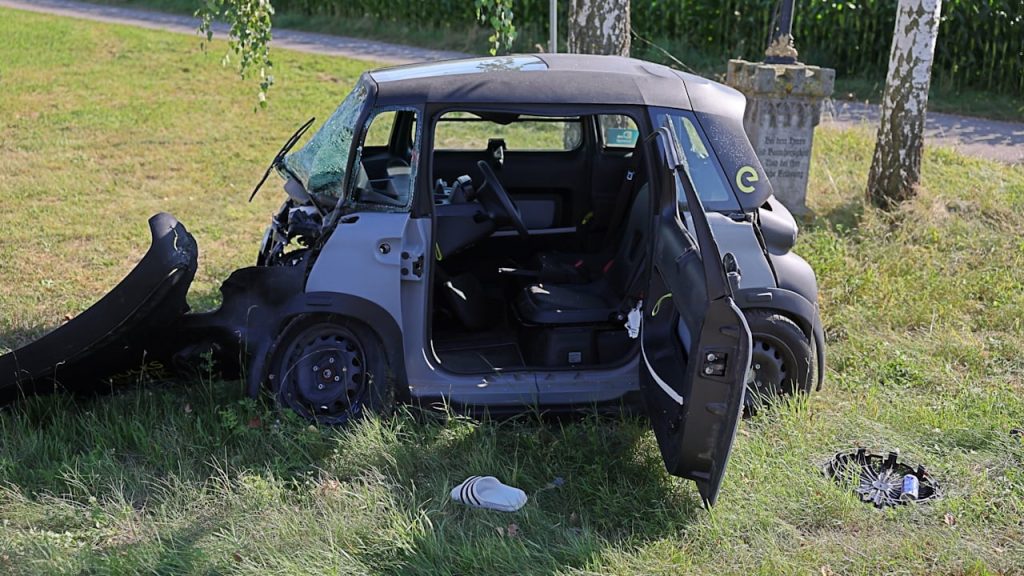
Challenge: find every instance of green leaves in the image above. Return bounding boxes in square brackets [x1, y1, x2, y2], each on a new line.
[475, 0, 517, 56]
[196, 0, 275, 108]
[268, 0, 1019, 97]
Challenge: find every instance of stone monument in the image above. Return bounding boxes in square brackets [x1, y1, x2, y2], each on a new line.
[725, 2, 835, 215]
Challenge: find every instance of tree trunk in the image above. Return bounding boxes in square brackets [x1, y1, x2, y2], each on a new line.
[568, 0, 630, 56]
[866, 0, 942, 210]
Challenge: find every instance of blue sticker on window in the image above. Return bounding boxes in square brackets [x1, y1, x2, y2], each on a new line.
[605, 128, 639, 147]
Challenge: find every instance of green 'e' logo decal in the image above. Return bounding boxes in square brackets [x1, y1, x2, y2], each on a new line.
[736, 166, 759, 193]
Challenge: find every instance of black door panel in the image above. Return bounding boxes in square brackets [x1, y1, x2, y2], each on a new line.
[641, 226, 750, 506]
[639, 126, 751, 507]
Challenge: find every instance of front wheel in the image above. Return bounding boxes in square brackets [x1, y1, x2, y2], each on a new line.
[266, 315, 393, 425]
[743, 309, 814, 416]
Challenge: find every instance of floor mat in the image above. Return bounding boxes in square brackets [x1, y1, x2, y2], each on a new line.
[435, 342, 525, 373]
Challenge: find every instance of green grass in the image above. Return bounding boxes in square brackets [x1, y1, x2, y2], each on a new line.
[2, 8, 1024, 575]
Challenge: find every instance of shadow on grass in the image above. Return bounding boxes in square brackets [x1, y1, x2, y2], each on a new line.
[70, 504, 235, 574]
[0, 377, 701, 574]
[0, 324, 62, 352]
[805, 194, 866, 233]
[355, 409, 703, 575]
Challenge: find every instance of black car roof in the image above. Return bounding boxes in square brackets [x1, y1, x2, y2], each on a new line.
[366, 54, 745, 117]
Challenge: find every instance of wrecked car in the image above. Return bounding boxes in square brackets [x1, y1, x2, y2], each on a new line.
[0, 55, 824, 505]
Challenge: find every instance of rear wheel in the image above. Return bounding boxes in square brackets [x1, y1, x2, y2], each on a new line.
[743, 309, 813, 416]
[266, 315, 393, 425]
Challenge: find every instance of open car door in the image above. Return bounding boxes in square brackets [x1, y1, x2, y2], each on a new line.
[639, 126, 752, 506]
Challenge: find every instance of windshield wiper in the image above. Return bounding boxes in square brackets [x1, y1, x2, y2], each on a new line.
[248, 116, 316, 203]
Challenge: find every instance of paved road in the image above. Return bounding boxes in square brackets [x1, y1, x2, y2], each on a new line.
[0, 0, 465, 64]
[2, 0, 1022, 164]
[824, 101, 1023, 164]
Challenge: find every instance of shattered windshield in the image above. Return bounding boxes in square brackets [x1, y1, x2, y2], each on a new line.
[280, 80, 370, 199]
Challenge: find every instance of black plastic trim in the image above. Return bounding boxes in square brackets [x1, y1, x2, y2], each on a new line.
[174, 269, 408, 403]
[0, 213, 198, 402]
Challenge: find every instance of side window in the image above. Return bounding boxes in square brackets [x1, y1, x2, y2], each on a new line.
[677, 116, 711, 160]
[364, 110, 396, 147]
[598, 114, 640, 149]
[351, 108, 419, 211]
[653, 110, 738, 210]
[434, 112, 582, 151]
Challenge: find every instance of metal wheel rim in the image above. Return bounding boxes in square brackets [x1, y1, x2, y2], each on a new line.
[745, 334, 795, 411]
[279, 324, 368, 422]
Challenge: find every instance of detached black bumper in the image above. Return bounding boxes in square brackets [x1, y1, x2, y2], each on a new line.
[0, 213, 198, 402]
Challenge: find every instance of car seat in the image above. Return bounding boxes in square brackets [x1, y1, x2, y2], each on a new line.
[514, 183, 650, 325]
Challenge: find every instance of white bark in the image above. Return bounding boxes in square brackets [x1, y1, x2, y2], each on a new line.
[568, 0, 630, 56]
[867, 0, 942, 209]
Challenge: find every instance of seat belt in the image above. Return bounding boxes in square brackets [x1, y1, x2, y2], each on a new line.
[622, 252, 647, 306]
[611, 250, 647, 320]
[603, 148, 643, 251]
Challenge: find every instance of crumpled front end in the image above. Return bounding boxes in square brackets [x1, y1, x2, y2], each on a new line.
[0, 213, 197, 403]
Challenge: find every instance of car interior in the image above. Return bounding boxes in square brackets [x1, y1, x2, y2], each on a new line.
[283, 100, 738, 379]
[414, 109, 654, 373]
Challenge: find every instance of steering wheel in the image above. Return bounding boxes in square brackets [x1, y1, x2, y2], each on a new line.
[475, 160, 529, 238]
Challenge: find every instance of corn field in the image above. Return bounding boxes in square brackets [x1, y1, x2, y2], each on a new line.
[272, 0, 1023, 95]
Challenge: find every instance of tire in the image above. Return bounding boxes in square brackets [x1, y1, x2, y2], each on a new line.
[743, 309, 814, 416]
[265, 314, 394, 425]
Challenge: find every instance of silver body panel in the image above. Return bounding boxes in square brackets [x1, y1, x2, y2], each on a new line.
[307, 212, 410, 327]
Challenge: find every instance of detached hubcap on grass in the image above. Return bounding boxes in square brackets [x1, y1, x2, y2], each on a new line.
[825, 449, 939, 508]
[280, 325, 367, 422]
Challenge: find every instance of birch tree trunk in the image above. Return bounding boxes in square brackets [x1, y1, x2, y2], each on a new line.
[866, 0, 942, 209]
[568, 0, 630, 56]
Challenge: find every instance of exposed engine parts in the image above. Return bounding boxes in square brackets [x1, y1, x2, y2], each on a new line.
[258, 202, 324, 267]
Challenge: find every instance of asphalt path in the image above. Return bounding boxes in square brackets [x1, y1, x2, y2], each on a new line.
[3, 0, 1021, 164]
[0, 0, 465, 63]
[824, 100, 1023, 164]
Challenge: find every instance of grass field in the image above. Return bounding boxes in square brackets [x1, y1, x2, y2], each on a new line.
[2, 8, 1024, 575]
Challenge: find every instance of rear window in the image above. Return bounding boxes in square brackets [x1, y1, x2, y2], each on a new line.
[434, 112, 582, 151]
[598, 114, 640, 149]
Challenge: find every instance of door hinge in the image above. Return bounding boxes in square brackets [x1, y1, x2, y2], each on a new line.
[701, 351, 729, 377]
[722, 252, 742, 293]
[402, 251, 425, 279]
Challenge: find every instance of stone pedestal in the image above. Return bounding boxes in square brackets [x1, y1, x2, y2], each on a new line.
[726, 60, 835, 214]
